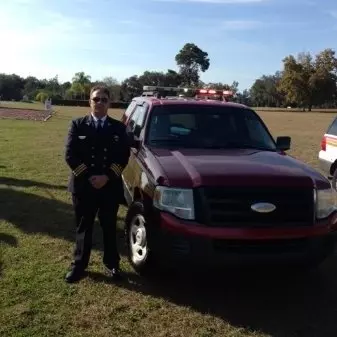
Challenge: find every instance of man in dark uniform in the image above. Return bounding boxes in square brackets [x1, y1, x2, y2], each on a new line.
[64, 84, 130, 283]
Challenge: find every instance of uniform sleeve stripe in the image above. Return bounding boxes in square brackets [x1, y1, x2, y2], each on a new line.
[73, 164, 87, 176]
[74, 169, 86, 177]
[110, 163, 123, 176]
[111, 167, 121, 175]
[75, 166, 86, 175]
[73, 164, 86, 174]
[110, 164, 122, 175]
[74, 163, 86, 170]
[111, 163, 122, 171]
[111, 168, 120, 176]
[114, 163, 123, 171]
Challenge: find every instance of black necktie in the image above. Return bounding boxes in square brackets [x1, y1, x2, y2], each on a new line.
[97, 119, 103, 132]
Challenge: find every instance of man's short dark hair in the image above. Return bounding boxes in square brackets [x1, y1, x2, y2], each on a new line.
[90, 85, 111, 99]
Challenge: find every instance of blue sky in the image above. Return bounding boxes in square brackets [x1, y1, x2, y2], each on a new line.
[0, 0, 336, 91]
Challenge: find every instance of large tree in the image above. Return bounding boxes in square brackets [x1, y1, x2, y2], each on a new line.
[100, 76, 121, 101]
[69, 72, 92, 99]
[120, 70, 184, 100]
[175, 43, 210, 87]
[250, 72, 284, 107]
[278, 49, 337, 110]
[0, 74, 25, 100]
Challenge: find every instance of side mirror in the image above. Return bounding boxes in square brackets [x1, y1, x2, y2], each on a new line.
[127, 131, 141, 150]
[130, 138, 141, 149]
[276, 136, 291, 151]
[134, 125, 141, 138]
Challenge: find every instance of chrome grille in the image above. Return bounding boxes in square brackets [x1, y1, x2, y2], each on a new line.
[196, 187, 314, 227]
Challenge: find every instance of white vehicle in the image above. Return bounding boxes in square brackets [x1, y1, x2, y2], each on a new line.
[318, 116, 337, 182]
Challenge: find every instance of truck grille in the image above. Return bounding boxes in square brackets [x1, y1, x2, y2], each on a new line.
[195, 187, 314, 227]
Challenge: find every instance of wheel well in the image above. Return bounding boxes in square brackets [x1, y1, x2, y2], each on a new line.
[131, 187, 152, 219]
[133, 187, 142, 201]
[330, 161, 337, 176]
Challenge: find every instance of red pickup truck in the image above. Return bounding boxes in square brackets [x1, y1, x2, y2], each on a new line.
[120, 94, 337, 275]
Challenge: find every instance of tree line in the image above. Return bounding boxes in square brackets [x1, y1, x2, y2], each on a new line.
[0, 43, 336, 110]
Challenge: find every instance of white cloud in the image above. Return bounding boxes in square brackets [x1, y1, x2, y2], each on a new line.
[0, 4, 155, 82]
[188, 17, 264, 31]
[0, 8, 97, 81]
[0, 9, 93, 48]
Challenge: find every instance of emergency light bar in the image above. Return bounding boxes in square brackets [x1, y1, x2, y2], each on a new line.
[142, 86, 233, 95]
[196, 88, 234, 96]
[141, 85, 234, 101]
[143, 86, 182, 92]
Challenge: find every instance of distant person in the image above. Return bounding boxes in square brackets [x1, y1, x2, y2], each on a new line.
[64, 84, 130, 283]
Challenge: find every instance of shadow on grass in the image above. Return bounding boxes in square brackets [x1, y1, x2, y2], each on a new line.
[0, 182, 127, 257]
[88, 258, 337, 337]
[0, 177, 68, 190]
[3, 178, 337, 336]
[0, 233, 18, 276]
[0, 233, 18, 247]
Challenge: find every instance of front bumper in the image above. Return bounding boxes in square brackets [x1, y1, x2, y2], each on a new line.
[319, 158, 332, 176]
[151, 212, 337, 267]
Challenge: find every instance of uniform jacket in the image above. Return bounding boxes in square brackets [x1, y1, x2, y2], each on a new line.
[65, 114, 130, 201]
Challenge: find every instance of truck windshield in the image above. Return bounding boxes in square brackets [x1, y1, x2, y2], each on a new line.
[146, 105, 277, 151]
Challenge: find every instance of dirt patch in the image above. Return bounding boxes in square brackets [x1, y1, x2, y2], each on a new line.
[0, 107, 53, 121]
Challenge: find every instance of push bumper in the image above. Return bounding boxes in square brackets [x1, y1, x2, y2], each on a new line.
[152, 212, 337, 267]
[319, 158, 332, 176]
[318, 151, 333, 177]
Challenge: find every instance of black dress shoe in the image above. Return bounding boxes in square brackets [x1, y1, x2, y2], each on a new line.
[105, 267, 123, 280]
[65, 268, 85, 283]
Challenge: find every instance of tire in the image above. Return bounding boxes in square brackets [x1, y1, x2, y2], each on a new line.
[125, 201, 157, 276]
[293, 245, 335, 272]
[332, 165, 337, 190]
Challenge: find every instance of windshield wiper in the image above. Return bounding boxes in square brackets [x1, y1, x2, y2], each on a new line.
[202, 142, 276, 151]
[228, 143, 275, 151]
[150, 138, 193, 147]
[150, 139, 275, 151]
[150, 138, 185, 144]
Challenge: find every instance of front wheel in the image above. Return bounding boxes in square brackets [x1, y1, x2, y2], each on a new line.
[125, 201, 156, 276]
[332, 166, 337, 190]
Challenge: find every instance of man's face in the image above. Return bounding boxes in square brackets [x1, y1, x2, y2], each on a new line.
[90, 89, 110, 117]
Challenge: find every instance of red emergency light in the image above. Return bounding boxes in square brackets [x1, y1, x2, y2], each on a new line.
[195, 88, 234, 100]
[196, 89, 221, 95]
[196, 88, 233, 96]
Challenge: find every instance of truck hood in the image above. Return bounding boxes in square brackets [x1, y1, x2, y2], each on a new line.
[149, 147, 329, 189]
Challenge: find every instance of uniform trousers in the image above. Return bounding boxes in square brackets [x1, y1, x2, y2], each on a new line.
[71, 187, 120, 271]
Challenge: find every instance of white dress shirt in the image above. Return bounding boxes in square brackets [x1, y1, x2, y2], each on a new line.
[91, 113, 107, 128]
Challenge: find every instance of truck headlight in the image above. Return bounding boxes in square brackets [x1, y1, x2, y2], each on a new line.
[316, 188, 336, 219]
[153, 186, 195, 220]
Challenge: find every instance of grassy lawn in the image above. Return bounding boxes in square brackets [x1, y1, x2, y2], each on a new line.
[0, 101, 46, 110]
[1, 104, 337, 337]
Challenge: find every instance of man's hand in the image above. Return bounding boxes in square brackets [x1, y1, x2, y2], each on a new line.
[89, 175, 109, 189]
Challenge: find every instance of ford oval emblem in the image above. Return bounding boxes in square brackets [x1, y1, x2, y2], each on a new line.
[251, 202, 276, 213]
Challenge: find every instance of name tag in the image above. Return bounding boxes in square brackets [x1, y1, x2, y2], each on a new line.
[78, 136, 86, 140]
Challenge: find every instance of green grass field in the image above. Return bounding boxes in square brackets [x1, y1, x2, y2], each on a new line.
[1, 103, 337, 337]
